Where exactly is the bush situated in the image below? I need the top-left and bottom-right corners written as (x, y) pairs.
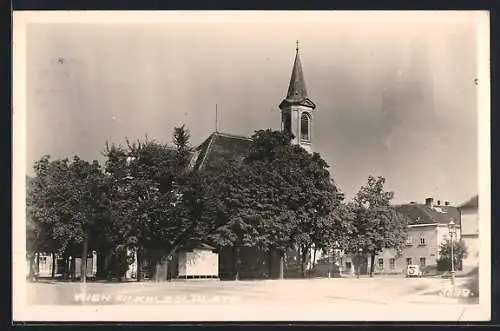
top-left (437, 239), bottom-right (468, 271)
top-left (437, 258), bottom-right (463, 272)
top-left (422, 265), bottom-right (438, 276)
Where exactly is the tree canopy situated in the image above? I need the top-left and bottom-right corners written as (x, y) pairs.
top-left (27, 125), bottom-right (413, 281)
top-left (346, 175), bottom-right (409, 276)
top-left (198, 129), bottom-right (346, 278)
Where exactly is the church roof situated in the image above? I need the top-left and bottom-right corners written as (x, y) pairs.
top-left (279, 47), bottom-right (316, 109)
top-left (190, 132), bottom-right (253, 172)
top-left (458, 195), bottom-right (478, 210)
top-left (396, 203), bottom-right (460, 226)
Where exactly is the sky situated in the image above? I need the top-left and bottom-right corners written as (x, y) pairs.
top-left (23, 12), bottom-right (482, 205)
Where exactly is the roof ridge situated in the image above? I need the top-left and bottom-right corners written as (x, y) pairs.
top-left (214, 131), bottom-right (253, 141)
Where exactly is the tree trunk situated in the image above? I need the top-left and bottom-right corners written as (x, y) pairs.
top-left (136, 249), bottom-right (142, 282)
top-left (80, 231), bottom-right (89, 283)
top-left (300, 246), bottom-right (309, 278)
top-left (278, 251), bottom-right (284, 280)
top-left (369, 252), bottom-right (375, 278)
top-left (328, 250), bottom-right (332, 279)
top-left (234, 246), bottom-right (241, 281)
top-left (311, 247), bottom-right (317, 278)
top-left (51, 252), bottom-right (56, 279)
top-left (63, 256), bottom-right (69, 280)
top-left (154, 261), bottom-right (160, 283)
top-left (267, 249), bottom-right (273, 279)
top-left (354, 255), bottom-right (360, 278)
top-left (35, 253), bottom-right (40, 279)
top-left (69, 257), bottom-right (75, 279)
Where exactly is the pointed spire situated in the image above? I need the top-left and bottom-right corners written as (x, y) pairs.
top-left (286, 41), bottom-right (308, 102)
top-left (279, 42), bottom-right (316, 110)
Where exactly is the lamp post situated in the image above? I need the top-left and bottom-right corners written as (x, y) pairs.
top-left (448, 218), bottom-right (457, 286)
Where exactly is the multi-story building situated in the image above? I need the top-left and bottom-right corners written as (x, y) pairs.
top-left (371, 197), bottom-right (461, 275)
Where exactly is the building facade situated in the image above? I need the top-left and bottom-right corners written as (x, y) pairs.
top-left (370, 198), bottom-right (461, 275)
top-left (458, 195), bottom-right (479, 270)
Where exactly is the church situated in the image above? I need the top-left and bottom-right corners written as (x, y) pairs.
top-left (189, 42), bottom-right (317, 175)
top-left (187, 43), bottom-right (323, 279)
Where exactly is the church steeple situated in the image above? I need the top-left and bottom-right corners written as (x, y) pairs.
top-left (279, 42), bottom-right (317, 153)
top-left (280, 41), bottom-right (316, 110)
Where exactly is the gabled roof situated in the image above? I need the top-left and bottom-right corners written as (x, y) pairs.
top-left (180, 240), bottom-right (216, 252)
top-left (279, 48), bottom-right (316, 110)
top-left (396, 203), bottom-right (460, 226)
top-left (190, 132), bottom-right (253, 172)
top-left (458, 195), bottom-right (478, 210)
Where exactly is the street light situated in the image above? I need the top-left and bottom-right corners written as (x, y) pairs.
top-left (448, 218), bottom-right (457, 286)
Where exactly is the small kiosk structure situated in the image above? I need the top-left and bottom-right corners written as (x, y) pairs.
top-left (174, 242), bottom-right (219, 279)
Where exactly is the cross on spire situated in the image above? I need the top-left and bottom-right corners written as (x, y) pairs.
top-left (296, 40), bottom-right (299, 52)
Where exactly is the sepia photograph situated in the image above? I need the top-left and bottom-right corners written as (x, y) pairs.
top-left (12, 11), bottom-right (491, 322)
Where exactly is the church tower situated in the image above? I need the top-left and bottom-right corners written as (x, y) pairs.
top-left (279, 42), bottom-right (317, 153)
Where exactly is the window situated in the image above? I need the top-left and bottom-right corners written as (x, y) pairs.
top-left (389, 258), bottom-right (396, 269)
top-left (419, 257), bottom-right (426, 268)
top-left (300, 113), bottom-right (311, 141)
top-left (345, 262), bottom-right (352, 270)
top-left (378, 258), bottom-right (384, 269)
top-left (406, 236), bottom-right (413, 246)
top-left (419, 236), bottom-right (427, 246)
top-left (406, 258), bottom-right (413, 266)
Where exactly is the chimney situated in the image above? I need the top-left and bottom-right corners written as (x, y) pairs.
top-left (425, 197), bottom-right (433, 206)
top-left (445, 201), bottom-right (450, 206)
top-left (437, 200), bottom-right (441, 206)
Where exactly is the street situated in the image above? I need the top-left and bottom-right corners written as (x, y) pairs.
top-left (26, 276), bottom-right (474, 306)
top-left (15, 276), bottom-right (488, 322)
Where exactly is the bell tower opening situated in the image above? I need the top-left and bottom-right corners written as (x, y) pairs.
top-left (300, 112), bottom-right (311, 141)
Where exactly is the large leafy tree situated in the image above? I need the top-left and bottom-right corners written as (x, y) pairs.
top-left (103, 138), bottom-right (175, 279)
top-left (274, 145), bottom-right (344, 276)
top-left (68, 157), bottom-right (110, 281)
top-left (101, 126), bottom-right (196, 280)
top-left (201, 129), bottom-right (344, 279)
top-left (347, 176), bottom-right (409, 277)
top-left (28, 155), bottom-right (110, 281)
top-left (248, 130), bottom-right (344, 277)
